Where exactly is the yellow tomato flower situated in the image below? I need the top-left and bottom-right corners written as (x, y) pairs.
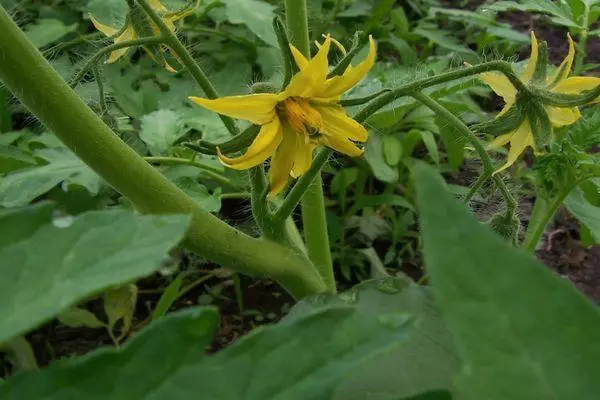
top-left (190, 35), bottom-right (377, 196)
top-left (478, 31), bottom-right (600, 173)
top-left (90, 0), bottom-right (198, 69)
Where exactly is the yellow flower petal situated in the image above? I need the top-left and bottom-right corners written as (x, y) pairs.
top-left (217, 119), bottom-right (282, 170)
top-left (548, 33), bottom-right (575, 85)
top-left (320, 134), bottom-right (363, 157)
top-left (189, 93), bottom-right (279, 125)
top-left (317, 35), bottom-right (376, 99)
top-left (493, 119), bottom-right (534, 174)
top-left (521, 31), bottom-right (538, 82)
top-left (268, 129), bottom-right (298, 196)
top-left (477, 71), bottom-right (517, 109)
top-left (552, 76), bottom-right (600, 103)
top-left (284, 36), bottom-right (332, 98)
top-left (290, 141), bottom-right (316, 178)
top-left (544, 105), bottom-right (581, 127)
top-left (290, 45), bottom-right (309, 70)
top-left (487, 131), bottom-right (514, 150)
top-left (316, 104), bottom-right (368, 142)
top-left (90, 15), bottom-right (118, 36)
top-left (107, 26), bottom-right (137, 63)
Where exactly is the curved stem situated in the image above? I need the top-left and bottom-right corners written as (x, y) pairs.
top-left (144, 156), bottom-right (241, 190)
top-left (0, 6), bottom-right (325, 299)
top-left (412, 92), bottom-right (517, 214)
top-left (69, 37), bottom-right (166, 87)
top-left (134, 0), bottom-right (239, 136)
top-left (285, 0), bottom-right (335, 293)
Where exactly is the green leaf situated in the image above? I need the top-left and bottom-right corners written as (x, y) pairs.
top-left (24, 19), bottom-right (78, 48)
top-left (1, 306), bottom-right (412, 399)
top-left (103, 284), bottom-right (138, 343)
top-left (0, 145), bottom-right (37, 173)
top-left (289, 278), bottom-right (460, 399)
top-left (57, 308), bottom-right (105, 329)
top-left (0, 202), bottom-right (54, 249)
top-left (348, 194), bottom-right (415, 215)
top-left (382, 136), bottom-right (404, 166)
top-left (0, 308), bottom-right (219, 398)
top-left (152, 275), bottom-right (183, 320)
top-left (0, 147), bottom-right (101, 207)
top-left (365, 131), bottom-right (399, 183)
top-left (221, 0), bottom-right (278, 46)
top-left (174, 177), bottom-right (222, 213)
top-left (412, 161), bottom-right (600, 400)
top-left (140, 109), bottom-right (185, 156)
top-left (0, 209), bottom-right (190, 344)
top-left (487, 1), bottom-right (579, 29)
top-left (437, 117), bottom-right (466, 170)
top-left (564, 185), bottom-right (600, 243)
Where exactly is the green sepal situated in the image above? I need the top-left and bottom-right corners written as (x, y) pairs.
top-left (527, 101), bottom-right (553, 150)
top-left (531, 40), bottom-right (548, 85)
top-left (184, 125), bottom-right (261, 155)
top-left (327, 30), bottom-right (365, 79)
top-left (488, 210), bottom-right (521, 246)
top-left (339, 89), bottom-right (391, 107)
top-left (472, 96), bottom-right (527, 135)
top-left (537, 84), bottom-right (600, 107)
top-left (250, 82), bottom-right (278, 94)
top-left (273, 16), bottom-right (296, 89)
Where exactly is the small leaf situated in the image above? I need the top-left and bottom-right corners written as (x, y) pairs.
top-left (365, 131), bottom-right (399, 183)
top-left (348, 194), bottom-right (415, 215)
top-left (564, 185), bottom-right (600, 243)
top-left (140, 110), bottom-right (185, 156)
top-left (220, 0), bottom-right (278, 46)
top-left (57, 308), bottom-right (105, 329)
top-left (152, 275), bottom-right (183, 320)
top-left (104, 284), bottom-right (138, 344)
top-left (24, 19), bottom-right (77, 48)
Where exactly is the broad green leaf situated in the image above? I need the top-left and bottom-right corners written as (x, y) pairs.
top-left (0, 209), bottom-right (189, 344)
top-left (564, 185), bottom-right (600, 243)
top-left (365, 131), bottom-right (399, 183)
top-left (140, 109), bottom-right (185, 156)
top-left (382, 136), bottom-right (404, 166)
top-left (338, 2), bottom-right (372, 17)
top-left (288, 278), bottom-right (460, 399)
top-left (24, 19), bottom-right (77, 48)
top-left (413, 24), bottom-right (478, 62)
top-left (487, 1), bottom-right (579, 29)
top-left (0, 147), bottom-right (101, 207)
top-left (0, 308), bottom-right (219, 398)
top-left (174, 177), bottom-right (222, 213)
top-left (348, 194), bottom-right (415, 215)
top-left (0, 145), bottom-right (36, 173)
top-left (1, 306), bottom-right (412, 399)
top-left (412, 161), bottom-right (600, 400)
top-left (0, 202), bottom-right (54, 249)
top-left (87, 0), bottom-right (128, 28)
top-left (221, 0), bottom-right (278, 46)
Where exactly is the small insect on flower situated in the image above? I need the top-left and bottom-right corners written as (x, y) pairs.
top-left (190, 35), bottom-right (376, 196)
top-left (90, 0), bottom-right (199, 71)
top-left (477, 31), bottom-right (600, 173)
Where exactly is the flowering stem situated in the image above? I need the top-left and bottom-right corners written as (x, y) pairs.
top-left (249, 166), bottom-right (273, 235)
top-left (69, 37), bottom-right (166, 87)
top-left (134, 0), bottom-right (238, 136)
top-left (0, 5), bottom-right (325, 299)
top-left (285, 0), bottom-right (336, 292)
top-left (412, 92), bottom-right (518, 215)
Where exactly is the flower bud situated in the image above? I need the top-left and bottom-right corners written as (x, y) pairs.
top-left (250, 82), bottom-right (278, 94)
top-left (488, 211), bottom-right (521, 246)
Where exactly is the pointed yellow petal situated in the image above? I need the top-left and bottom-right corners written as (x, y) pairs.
top-left (268, 129), bottom-right (298, 196)
top-left (478, 71), bottom-right (517, 109)
top-left (90, 15), bottom-right (118, 36)
top-left (548, 33), bottom-right (575, 85)
top-left (107, 26), bottom-right (137, 63)
top-left (326, 35), bottom-right (347, 55)
top-left (320, 134), bottom-right (363, 157)
top-left (486, 132), bottom-right (514, 150)
top-left (284, 36), bottom-right (332, 98)
top-left (493, 119), bottom-right (534, 174)
top-left (317, 35), bottom-right (376, 98)
top-left (218, 119), bottom-right (282, 170)
top-left (316, 104), bottom-right (368, 142)
top-left (552, 76), bottom-right (600, 103)
top-left (290, 45), bottom-right (309, 70)
top-left (189, 93), bottom-right (278, 125)
top-left (291, 141), bottom-right (316, 178)
top-left (544, 105), bottom-right (581, 127)
top-left (521, 31), bottom-right (538, 82)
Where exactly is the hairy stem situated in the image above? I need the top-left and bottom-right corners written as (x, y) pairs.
top-left (0, 6), bottom-right (325, 299)
top-left (144, 156), bottom-right (241, 190)
top-left (573, 5), bottom-right (590, 75)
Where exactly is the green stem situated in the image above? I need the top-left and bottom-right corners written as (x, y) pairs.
top-left (412, 92), bottom-right (517, 214)
top-left (573, 5), bottom-right (590, 75)
top-left (0, 86), bottom-right (11, 132)
top-left (69, 37), bottom-right (166, 87)
top-left (91, 63), bottom-right (107, 114)
top-left (249, 166), bottom-right (273, 235)
top-left (285, 0), bottom-right (336, 293)
top-left (144, 156), bottom-right (240, 190)
top-left (0, 5), bottom-right (325, 299)
top-left (464, 171), bottom-right (490, 204)
top-left (134, 0), bottom-right (238, 136)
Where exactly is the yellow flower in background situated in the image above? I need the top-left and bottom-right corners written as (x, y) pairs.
top-left (90, 0), bottom-right (198, 69)
top-left (477, 31), bottom-right (600, 173)
top-left (190, 35), bottom-right (376, 196)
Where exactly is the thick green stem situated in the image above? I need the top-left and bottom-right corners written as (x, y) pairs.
top-left (573, 5), bottom-right (590, 75)
top-left (135, 0), bottom-right (238, 136)
top-left (0, 6), bottom-right (325, 299)
top-left (285, 0), bottom-right (336, 293)
top-left (412, 92), bottom-right (518, 214)
top-left (249, 166), bottom-right (273, 235)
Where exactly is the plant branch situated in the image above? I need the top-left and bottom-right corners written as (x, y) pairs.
top-left (144, 156), bottom-right (241, 190)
